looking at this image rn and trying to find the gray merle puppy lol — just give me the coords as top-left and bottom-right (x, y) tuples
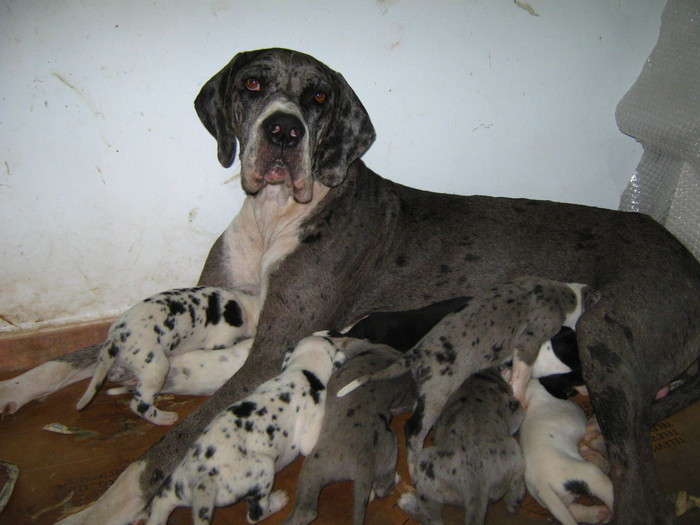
(399, 369), (525, 525)
(282, 340), (416, 525)
(338, 276), (600, 471)
(77, 286), (259, 425)
(145, 334), (345, 525)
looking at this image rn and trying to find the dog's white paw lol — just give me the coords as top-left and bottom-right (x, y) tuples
(0, 380), (31, 415)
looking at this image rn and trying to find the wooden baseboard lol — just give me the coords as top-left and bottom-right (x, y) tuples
(0, 319), (114, 374)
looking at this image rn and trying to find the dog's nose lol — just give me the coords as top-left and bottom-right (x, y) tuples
(263, 112), (305, 148)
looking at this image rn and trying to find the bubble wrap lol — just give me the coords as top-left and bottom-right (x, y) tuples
(616, 0), (700, 260)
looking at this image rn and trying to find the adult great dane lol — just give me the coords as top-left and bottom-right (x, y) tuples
(46, 48), (698, 524)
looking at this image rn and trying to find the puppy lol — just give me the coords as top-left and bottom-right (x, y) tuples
(338, 277), (600, 470)
(76, 286), (259, 425)
(145, 334), (345, 525)
(282, 340), (415, 525)
(398, 368), (525, 525)
(520, 379), (613, 525)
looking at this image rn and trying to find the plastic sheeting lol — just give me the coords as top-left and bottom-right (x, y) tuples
(616, 0), (700, 260)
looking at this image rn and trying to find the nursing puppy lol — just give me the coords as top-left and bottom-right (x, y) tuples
(77, 286), (259, 425)
(520, 379), (613, 525)
(145, 334), (345, 525)
(338, 277), (600, 470)
(283, 341), (415, 525)
(398, 369), (525, 525)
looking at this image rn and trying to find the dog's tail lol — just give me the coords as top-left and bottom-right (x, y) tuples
(336, 361), (407, 397)
(76, 342), (115, 410)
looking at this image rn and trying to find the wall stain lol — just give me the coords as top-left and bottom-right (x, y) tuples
(514, 0), (540, 17)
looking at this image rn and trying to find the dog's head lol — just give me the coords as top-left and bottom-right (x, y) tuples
(195, 48), (376, 203)
(281, 334), (346, 384)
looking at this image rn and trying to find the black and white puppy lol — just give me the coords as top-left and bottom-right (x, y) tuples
(76, 286), (259, 425)
(338, 277), (600, 472)
(283, 340), (415, 525)
(145, 334), (345, 525)
(533, 326), (585, 400)
(520, 379), (613, 525)
(399, 368), (525, 525)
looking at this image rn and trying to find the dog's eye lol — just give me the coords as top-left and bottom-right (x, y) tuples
(245, 77), (261, 92)
(313, 90), (327, 104)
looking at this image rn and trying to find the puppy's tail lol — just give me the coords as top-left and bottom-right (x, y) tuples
(336, 361), (406, 397)
(76, 342), (115, 410)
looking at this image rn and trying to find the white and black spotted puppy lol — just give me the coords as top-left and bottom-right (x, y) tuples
(283, 340), (415, 525)
(399, 369), (525, 525)
(520, 379), (613, 525)
(145, 334), (345, 525)
(338, 276), (600, 472)
(77, 286), (259, 425)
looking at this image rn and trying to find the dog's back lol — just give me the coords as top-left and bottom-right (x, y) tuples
(400, 369), (525, 525)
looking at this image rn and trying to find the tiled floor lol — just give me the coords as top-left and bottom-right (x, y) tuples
(0, 324), (698, 524)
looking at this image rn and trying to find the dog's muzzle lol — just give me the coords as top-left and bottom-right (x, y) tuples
(242, 104), (313, 203)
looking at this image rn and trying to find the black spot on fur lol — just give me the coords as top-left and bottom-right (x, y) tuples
(150, 468), (165, 486)
(205, 445), (216, 458)
(564, 479), (590, 496)
(223, 300), (244, 327)
(166, 299), (186, 316)
(145, 352), (155, 364)
(205, 292), (222, 326)
(107, 343), (119, 357)
(302, 370), (325, 404)
(164, 316), (176, 331)
(153, 325), (165, 336)
(420, 460), (436, 480)
(266, 425), (276, 439)
(229, 401), (257, 418)
(279, 392), (291, 404)
(136, 401), (149, 415)
(395, 254), (407, 267)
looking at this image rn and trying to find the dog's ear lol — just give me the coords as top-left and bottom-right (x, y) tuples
(195, 53), (247, 169)
(314, 71), (376, 187)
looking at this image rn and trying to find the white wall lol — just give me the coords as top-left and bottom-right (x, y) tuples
(0, 0), (664, 332)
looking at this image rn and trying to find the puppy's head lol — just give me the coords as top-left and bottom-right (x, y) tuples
(282, 334), (345, 384)
(195, 48), (375, 203)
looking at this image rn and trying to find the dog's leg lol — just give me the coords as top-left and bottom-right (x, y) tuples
(131, 351), (177, 425)
(404, 391), (447, 474)
(247, 488), (289, 524)
(281, 460), (327, 525)
(190, 480), (217, 525)
(159, 339), (252, 396)
(503, 455), (526, 514)
(0, 344), (100, 415)
(351, 472), (375, 525)
(578, 316), (674, 525)
(463, 486), (489, 525)
(531, 485), (578, 525)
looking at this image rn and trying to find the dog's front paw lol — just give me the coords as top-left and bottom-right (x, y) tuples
(0, 380), (30, 416)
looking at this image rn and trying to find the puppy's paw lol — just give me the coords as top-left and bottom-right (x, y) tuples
(268, 490), (289, 514)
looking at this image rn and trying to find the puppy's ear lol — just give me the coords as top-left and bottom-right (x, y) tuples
(582, 286), (602, 310)
(313, 71), (375, 187)
(281, 345), (295, 371)
(195, 52), (251, 168)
